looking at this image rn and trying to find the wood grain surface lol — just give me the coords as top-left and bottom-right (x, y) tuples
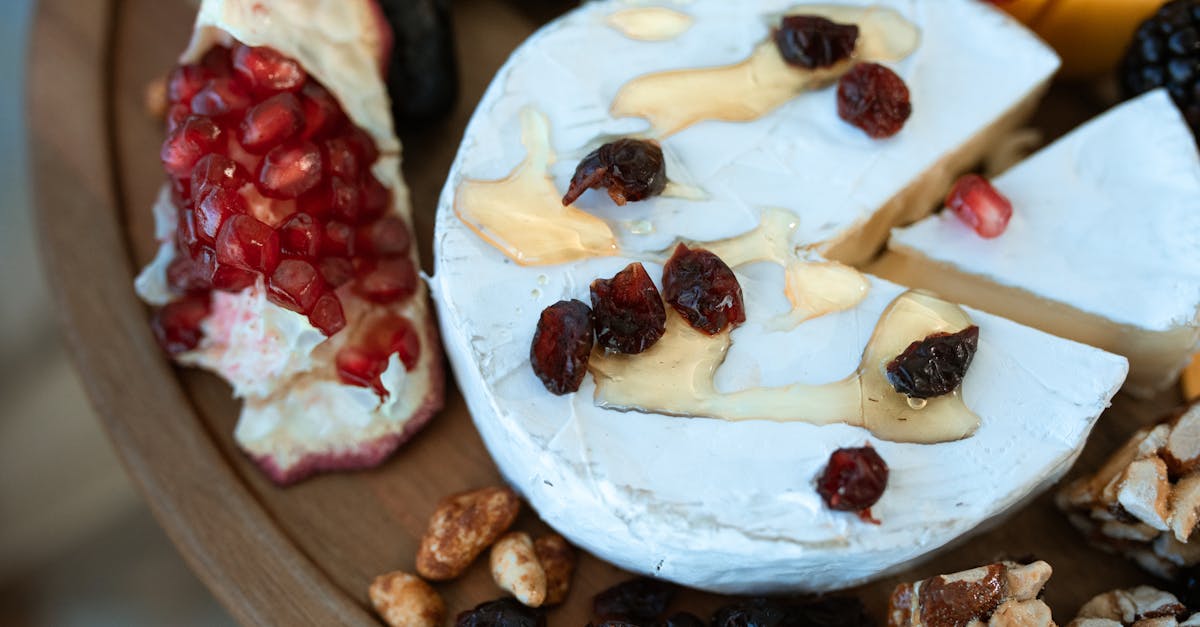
(31, 0), (1177, 625)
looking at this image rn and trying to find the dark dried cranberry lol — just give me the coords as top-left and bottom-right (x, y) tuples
(837, 62), (912, 139)
(660, 612), (706, 627)
(661, 244), (745, 335)
(456, 597), (545, 627)
(817, 447), (889, 520)
(591, 262), (666, 354)
(774, 15), (859, 69)
(788, 597), (875, 627)
(885, 326), (979, 399)
(562, 139), (667, 206)
(530, 300), (595, 395)
(712, 598), (791, 627)
(594, 577), (677, 622)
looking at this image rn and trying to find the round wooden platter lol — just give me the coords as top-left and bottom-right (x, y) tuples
(29, 0), (1181, 624)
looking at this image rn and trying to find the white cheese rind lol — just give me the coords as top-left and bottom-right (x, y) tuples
(433, 0), (1121, 591)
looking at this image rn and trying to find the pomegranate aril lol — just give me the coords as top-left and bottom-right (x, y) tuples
(309, 293), (346, 336)
(232, 44), (307, 94)
(257, 140), (323, 199)
(239, 92), (303, 154)
(278, 212), (322, 258)
(198, 46), (232, 75)
(190, 77), (252, 118)
(319, 257), (354, 288)
(195, 188), (248, 243)
(176, 210), (204, 256)
(360, 174), (390, 222)
(190, 154), (249, 205)
(837, 62), (912, 139)
(152, 293), (211, 355)
(211, 263), (259, 292)
(324, 137), (361, 179)
(357, 216), (411, 257)
(166, 252), (213, 294)
(299, 82), (344, 139)
(161, 116), (222, 178)
(336, 346), (389, 395)
(530, 299), (594, 395)
(945, 174), (1013, 239)
(167, 63), (213, 105)
(817, 446), (889, 522)
(296, 186), (333, 219)
(166, 104), (190, 133)
(661, 244), (746, 335)
(322, 221), (356, 257)
(267, 259), (326, 314)
(367, 314), (421, 371)
(343, 126), (380, 166)
(355, 257), (418, 304)
(329, 176), (363, 223)
(215, 214), (280, 273)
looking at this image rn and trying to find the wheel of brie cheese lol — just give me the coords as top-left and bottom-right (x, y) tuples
(434, 0), (1129, 592)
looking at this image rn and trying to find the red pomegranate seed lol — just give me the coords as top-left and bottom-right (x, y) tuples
(295, 186), (332, 219)
(318, 257), (354, 288)
(360, 174), (391, 222)
(343, 126), (379, 165)
(357, 216), (411, 257)
(198, 46), (232, 75)
(661, 244), (746, 335)
(166, 104), (191, 133)
(278, 212), (321, 258)
(267, 259), (326, 314)
(167, 63), (213, 105)
(816, 446), (889, 524)
(152, 293), (211, 355)
(161, 116), (222, 179)
(323, 137), (361, 179)
(335, 346), (389, 396)
(190, 154), (248, 205)
(309, 293), (346, 336)
(239, 92), (303, 154)
(190, 77), (252, 119)
(299, 82), (344, 139)
(166, 250), (214, 294)
(322, 221), (356, 257)
(329, 176), (363, 223)
(257, 140), (323, 199)
(232, 44), (307, 94)
(211, 262), (259, 292)
(215, 214), (280, 273)
(368, 314), (421, 371)
(530, 299), (594, 395)
(176, 209), (205, 256)
(355, 257), (418, 304)
(837, 62), (912, 139)
(945, 174), (1013, 239)
(195, 188), (248, 243)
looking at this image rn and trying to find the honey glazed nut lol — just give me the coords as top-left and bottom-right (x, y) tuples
(416, 486), (522, 581)
(534, 533), (577, 606)
(1067, 586), (1193, 627)
(887, 560), (1054, 627)
(490, 531), (548, 607)
(369, 571), (446, 627)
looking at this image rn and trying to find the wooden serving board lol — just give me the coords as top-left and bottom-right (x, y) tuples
(30, 0), (1178, 624)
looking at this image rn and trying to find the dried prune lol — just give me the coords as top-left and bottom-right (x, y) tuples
(594, 577), (677, 622)
(530, 299), (594, 395)
(816, 446), (889, 519)
(774, 15), (859, 69)
(712, 598), (791, 627)
(591, 262), (667, 354)
(660, 612), (706, 627)
(456, 597), (545, 627)
(885, 326), (980, 399)
(661, 244), (745, 335)
(837, 62), (912, 139)
(562, 139), (667, 206)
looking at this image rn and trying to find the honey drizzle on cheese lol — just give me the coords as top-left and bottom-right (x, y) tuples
(607, 7), (694, 41)
(610, 4), (920, 137)
(590, 290), (980, 443)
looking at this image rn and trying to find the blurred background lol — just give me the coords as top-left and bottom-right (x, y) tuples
(0, 0), (234, 624)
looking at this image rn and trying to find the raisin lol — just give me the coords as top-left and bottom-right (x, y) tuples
(885, 326), (980, 399)
(774, 15), (859, 69)
(661, 244), (745, 335)
(562, 138), (667, 206)
(816, 446), (889, 519)
(837, 62), (912, 139)
(530, 300), (595, 395)
(712, 598), (791, 627)
(456, 598), (545, 627)
(660, 612), (706, 627)
(594, 577), (677, 622)
(591, 262), (667, 354)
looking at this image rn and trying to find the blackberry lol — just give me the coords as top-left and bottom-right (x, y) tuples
(1120, 0), (1200, 135)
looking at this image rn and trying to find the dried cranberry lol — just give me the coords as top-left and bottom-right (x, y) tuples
(456, 597), (545, 627)
(837, 62), (912, 139)
(593, 577), (676, 622)
(945, 174), (1013, 239)
(562, 139), (666, 206)
(660, 612), (706, 627)
(712, 598), (791, 627)
(152, 293), (211, 355)
(530, 300), (594, 395)
(816, 446), (889, 519)
(661, 244), (745, 335)
(590, 262), (666, 354)
(885, 326), (980, 399)
(774, 15), (859, 69)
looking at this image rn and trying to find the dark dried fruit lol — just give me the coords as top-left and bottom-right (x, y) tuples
(1119, 0), (1200, 137)
(530, 300), (595, 395)
(660, 612), (706, 627)
(774, 15), (859, 69)
(885, 326), (980, 399)
(817, 447), (889, 521)
(837, 62), (911, 139)
(712, 598), (790, 627)
(562, 139), (667, 206)
(1181, 565), (1200, 612)
(788, 597), (875, 627)
(594, 577), (676, 622)
(591, 263), (667, 354)
(662, 244), (745, 335)
(456, 597), (545, 627)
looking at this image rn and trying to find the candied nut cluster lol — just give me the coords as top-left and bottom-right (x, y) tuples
(1068, 586), (1195, 627)
(1058, 402), (1200, 578)
(887, 560), (1054, 627)
(417, 486), (523, 581)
